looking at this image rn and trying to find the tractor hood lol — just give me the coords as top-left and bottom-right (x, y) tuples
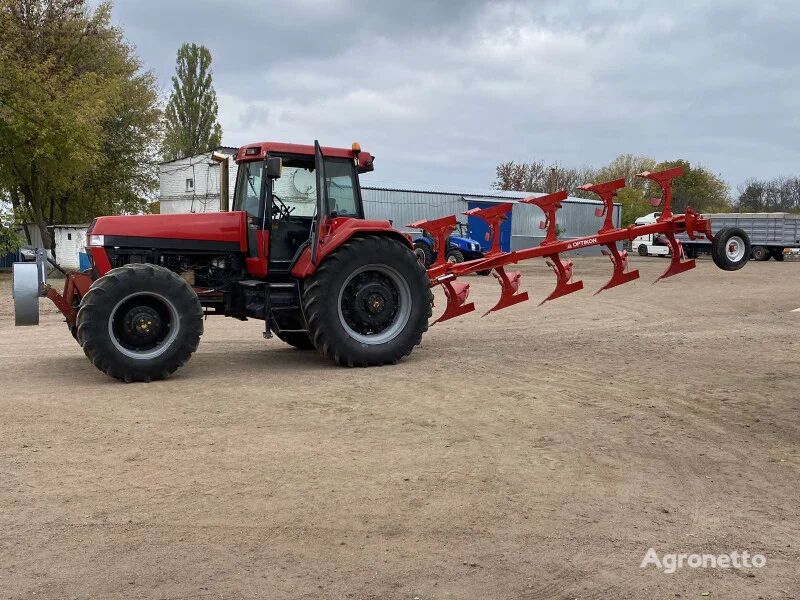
(88, 212), (248, 253)
(449, 235), (481, 251)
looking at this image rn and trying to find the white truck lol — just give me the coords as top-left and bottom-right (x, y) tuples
(632, 212), (800, 260)
(631, 213), (670, 256)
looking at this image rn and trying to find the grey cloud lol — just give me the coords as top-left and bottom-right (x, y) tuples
(106, 0), (800, 190)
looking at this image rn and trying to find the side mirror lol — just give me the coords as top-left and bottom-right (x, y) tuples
(266, 156), (282, 179)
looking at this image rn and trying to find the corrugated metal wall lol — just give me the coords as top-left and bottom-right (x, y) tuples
(363, 186), (621, 254)
(0, 251), (20, 268)
(362, 188), (466, 234)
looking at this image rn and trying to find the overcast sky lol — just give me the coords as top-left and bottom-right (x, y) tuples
(107, 0), (800, 193)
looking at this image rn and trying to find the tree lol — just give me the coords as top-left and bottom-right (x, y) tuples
(161, 43), (223, 162)
(653, 159), (731, 214)
(494, 160), (593, 194)
(493, 154), (733, 226)
(590, 154), (657, 226)
(0, 0), (161, 250)
(736, 176), (800, 213)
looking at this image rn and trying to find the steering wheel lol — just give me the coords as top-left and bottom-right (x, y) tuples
(272, 194), (295, 220)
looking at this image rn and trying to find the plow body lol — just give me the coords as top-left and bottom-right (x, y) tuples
(410, 166), (743, 325)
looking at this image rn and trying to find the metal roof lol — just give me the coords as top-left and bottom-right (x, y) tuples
(362, 182), (611, 206)
(159, 146), (239, 166)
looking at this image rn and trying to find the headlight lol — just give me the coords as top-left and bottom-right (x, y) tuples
(472, 242), (479, 251)
(87, 234), (105, 247)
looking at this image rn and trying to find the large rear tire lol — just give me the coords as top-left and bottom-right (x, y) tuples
(76, 264), (203, 382)
(303, 236), (432, 367)
(710, 227), (750, 271)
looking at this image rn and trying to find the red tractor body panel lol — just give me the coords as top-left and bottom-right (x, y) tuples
(291, 217), (411, 278)
(91, 212), (248, 249)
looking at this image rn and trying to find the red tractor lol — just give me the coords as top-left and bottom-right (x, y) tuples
(12, 140), (751, 382)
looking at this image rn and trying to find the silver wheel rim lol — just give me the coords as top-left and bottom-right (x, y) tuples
(726, 236), (745, 262)
(337, 264), (412, 345)
(447, 254), (459, 264)
(108, 292), (180, 359)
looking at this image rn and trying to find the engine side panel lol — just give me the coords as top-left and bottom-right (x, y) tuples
(91, 212), (248, 251)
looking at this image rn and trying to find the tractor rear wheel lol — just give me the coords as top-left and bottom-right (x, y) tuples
(76, 264), (203, 382)
(272, 328), (315, 350)
(303, 236), (432, 367)
(413, 242), (434, 268)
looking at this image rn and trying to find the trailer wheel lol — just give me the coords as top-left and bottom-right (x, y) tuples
(637, 244), (648, 256)
(76, 264), (203, 382)
(771, 248), (785, 262)
(683, 244), (698, 259)
(710, 227), (750, 271)
(272, 328), (315, 350)
(751, 245), (769, 261)
(303, 236), (432, 367)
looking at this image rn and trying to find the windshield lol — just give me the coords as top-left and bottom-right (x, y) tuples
(233, 160), (264, 217)
(233, 155), (362, 220)
(272, 158), (317, 217)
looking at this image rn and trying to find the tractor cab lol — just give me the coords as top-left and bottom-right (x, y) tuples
(232, 141), (374, 275)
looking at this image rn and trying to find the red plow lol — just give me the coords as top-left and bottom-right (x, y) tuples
(409, 166), (748, 325)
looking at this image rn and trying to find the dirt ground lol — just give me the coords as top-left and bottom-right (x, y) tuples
(0, 256), (798, 599)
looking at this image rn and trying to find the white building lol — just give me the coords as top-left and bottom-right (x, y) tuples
(52, 224), (89, 269)
(159, 146), (239, 214)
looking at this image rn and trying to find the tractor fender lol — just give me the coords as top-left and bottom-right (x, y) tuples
(290, 219), (412, 278)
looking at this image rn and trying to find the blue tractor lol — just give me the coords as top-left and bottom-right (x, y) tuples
(413, 223), (486, 268)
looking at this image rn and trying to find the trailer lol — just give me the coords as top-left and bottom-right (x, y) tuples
(632, 212), (800, 261)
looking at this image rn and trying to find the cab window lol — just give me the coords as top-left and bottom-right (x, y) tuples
(324, 158), (360, 217)
(233, 160), (264, 217)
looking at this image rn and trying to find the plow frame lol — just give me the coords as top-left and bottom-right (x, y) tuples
(410, 166), (719, 324)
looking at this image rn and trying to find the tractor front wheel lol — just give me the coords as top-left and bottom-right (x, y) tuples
(303, 236), (432, 367)
(76, 264), (203, 382)
(446, 249), (465, 264)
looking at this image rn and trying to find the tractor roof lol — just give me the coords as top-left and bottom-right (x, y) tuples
(235, 142), (362, 162)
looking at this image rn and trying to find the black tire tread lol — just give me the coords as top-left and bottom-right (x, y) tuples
(302, 236), (432, 367)
(710, 227), (750, 271)
(446, 248), (465, 263)
(76, 264), (203, 382)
